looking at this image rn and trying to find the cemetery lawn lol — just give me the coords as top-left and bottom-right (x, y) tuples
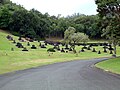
(0, 30), (120, 74)
(96, 57), (120, 74)
(95, 43), (120, 74)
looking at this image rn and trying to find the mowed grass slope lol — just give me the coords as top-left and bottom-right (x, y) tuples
(95, 42), (120, 75)
(96, 57), (120, 74)
(0, 31), (18, 50)
(0, 30), (119, 74)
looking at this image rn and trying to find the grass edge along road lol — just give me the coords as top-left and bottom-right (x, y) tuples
(96, 57), (120, 74)
(0, 51), (111, 75)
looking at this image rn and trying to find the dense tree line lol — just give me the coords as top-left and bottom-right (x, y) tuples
(95, 0), (120, 56)
(0, 0), (101, 40)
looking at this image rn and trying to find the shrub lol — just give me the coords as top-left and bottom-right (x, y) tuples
(11, 48), (14, 51)
(47, 48), (56, 52)
(73, 49), (77, 53)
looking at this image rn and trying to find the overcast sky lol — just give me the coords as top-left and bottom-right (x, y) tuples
(10, 0), (97, 17)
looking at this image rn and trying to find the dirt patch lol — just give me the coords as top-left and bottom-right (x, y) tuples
(0, 29), (11, 34)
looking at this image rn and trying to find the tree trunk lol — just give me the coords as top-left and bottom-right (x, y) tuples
(113, 43), (117, 57)
(73, 41), (76, 50)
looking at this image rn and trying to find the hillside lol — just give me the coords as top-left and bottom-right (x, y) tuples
(0, 30), (19, 50)
(0, 30), (119, 74)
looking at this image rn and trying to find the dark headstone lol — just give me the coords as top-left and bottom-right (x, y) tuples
(112, 54), (116, 57)
(18, 37), (22, 41)
(61, 48), (65, 52)
(16, 42), (24, 48)
(53, 45), (58, 49)
(45, 42), (47, 45)
(82, 46), (88, 49)
(29, 39), (34, 42)
(103, 48), (107, 53)
(22, 47), (28, 51)
(103, 46), (108, 49)
(66, 51), (68, 53)
(89, 44), (93, 47)
(41, 44), (46, 48)
(69, 48), (72, 51)
(87, 46), (91, 50)
(39, 42), (41, 46)
(109, 47), (114, 50)
(27, 42), (30, 46)
(98, 50), (101, 54)
(110, 50), (113, 54)
(57, 46), (60, 51)
(100, 43), (103, 46)
(92, 48), (96, 52)
(108, 45), (114, 50)
(11, 48), (14, 51)
(12, 40), (16, 44)
(31, 45), (37, 49)
(65, 44), (69, 49)
(81, 48), (85, 52)
(6, 35), (13, 41)
(103, 42), (108, 46)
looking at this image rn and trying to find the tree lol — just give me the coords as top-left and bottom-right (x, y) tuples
(64, 27), (89, 50)
(71, 33), (89, 45)
(95, 0), (120, 56)
(64, 27), (76, 44)
(0, 0), (4, 3)
(0, 5), (11, 29)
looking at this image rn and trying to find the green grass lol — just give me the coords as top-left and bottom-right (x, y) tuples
(0, 31), (18, 50)
(0, 30), (120, 74)
(95, 42), (120, 75)
(96, 57), (120, 74)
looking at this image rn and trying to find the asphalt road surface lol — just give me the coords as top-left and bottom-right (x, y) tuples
(0, 58), (120, 90)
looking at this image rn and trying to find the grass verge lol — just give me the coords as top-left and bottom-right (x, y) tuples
(96, 57), (120, 74)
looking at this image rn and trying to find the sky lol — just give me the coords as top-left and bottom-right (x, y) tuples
(10, 0), (98, 17)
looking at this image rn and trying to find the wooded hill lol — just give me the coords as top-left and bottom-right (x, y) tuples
(0, 0), (102, 40)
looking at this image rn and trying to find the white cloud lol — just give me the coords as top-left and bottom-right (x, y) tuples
(10, 0), (97, 16)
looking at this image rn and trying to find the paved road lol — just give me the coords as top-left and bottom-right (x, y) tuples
(0, 58), (120, 90)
